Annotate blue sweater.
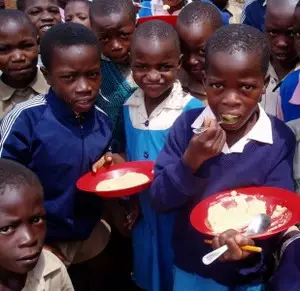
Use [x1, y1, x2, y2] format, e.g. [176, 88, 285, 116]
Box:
[0, 89, 112, 242]
[151, 108, 295, 286]
[242, 0, 266, 32]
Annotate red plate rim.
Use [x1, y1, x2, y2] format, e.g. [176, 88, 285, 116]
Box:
[190, 186, 300, 239]
[137, 15, 178, 27]
[76, 161, 155, 198]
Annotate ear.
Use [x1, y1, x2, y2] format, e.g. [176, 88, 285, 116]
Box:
[40, 66, 52, 86]
[262, 75, 270, 95]
[202, 70, 207, 89]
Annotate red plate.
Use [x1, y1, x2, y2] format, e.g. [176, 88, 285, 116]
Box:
[76, 161, 155, 198]
[190, 187, 300, 239]
[137, 15, 178, 27]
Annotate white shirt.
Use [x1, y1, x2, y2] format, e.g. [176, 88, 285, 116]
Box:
[191, 104, 273, 154]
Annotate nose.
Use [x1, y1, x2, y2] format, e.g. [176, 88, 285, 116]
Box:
[11, 49, 26, 63]
[276, 35, 288, 48]
[41, 11, 54, 22]
[221, 90, 241, 107]
[18, 226, 38, 248]
[147, 69, 161, 83]
[111, 39, 122, 51]
[187, 54, 199, 66]
[76, 77, 91, 93]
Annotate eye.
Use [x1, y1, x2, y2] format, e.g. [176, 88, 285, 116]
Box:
[61, 75, 74, 81]
[0, 46, 9, 53]
[0, 226, 15, 235]
[269, 31, 278, 37]
[22, 42, 35, 49]
[135, 64, 147, 70]
[78, 15, 88, 21]
[159, 64, 172, 71]
[88, 72, 100, 78]
[31, 216, 44, 225]
[65, 16, 72, 22]
[241, 85, 254, 91]
[49, 7, 60, 14]
[295, 30, 300, 37]
[211, 83, 223, 89]
[99, 36, 110, 42]
[120, 32, 130, 39]
[198, 48, 205, 57]
[28, 9, 40, 16]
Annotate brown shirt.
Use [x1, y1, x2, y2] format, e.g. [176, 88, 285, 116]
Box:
[0, 68, 49, 119]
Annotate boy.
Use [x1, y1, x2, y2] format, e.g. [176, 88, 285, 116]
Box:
[127, 20, 203, 291]
[151, 24, 295, 290]
[0, 158, 73, 291]
[263, 0, 298, 117]
[16, 0, 61, 38]
[0, 9, 49, 119]
[90, 0, 137, 152]
[0, 23, 112, 270]
[65, 0, 91, 29]
[176, 1, 223, 102]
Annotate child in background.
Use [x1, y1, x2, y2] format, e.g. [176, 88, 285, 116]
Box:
[151, 24, 295, 291]
[126, 20, 203, 291]
[263, 0, 298, 117]
[0, 23, 112, 288]
[0, 9, 49, 119]
[206, 0, 242, 23]
[0, 158, 73, 291]
[16, 0, 61, 39]
[65, 0, 91, 29]
[176, 1, 223, 102]
[90, 0, 137, 152]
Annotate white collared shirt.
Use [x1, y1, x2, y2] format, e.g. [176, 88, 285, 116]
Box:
[22, 249, 74, 291]
[191, 104, 273, 154]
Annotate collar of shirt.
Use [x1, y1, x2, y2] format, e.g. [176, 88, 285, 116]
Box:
[263, 0, 267, 6]
[124, 79, 187, 119]
[23, 250, 63, 291]
[191, 104, 273, 154]
[0, 67, 48, 102]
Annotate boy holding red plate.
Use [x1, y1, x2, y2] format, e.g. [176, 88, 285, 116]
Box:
[151, 24, 296, 290]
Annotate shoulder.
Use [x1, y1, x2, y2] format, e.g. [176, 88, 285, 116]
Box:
[280, 70, 300, 93]
[183, 95, 205, 111]
[172, 107, 205, 131]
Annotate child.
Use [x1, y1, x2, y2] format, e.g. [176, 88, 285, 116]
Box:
[176, 1, 223, 102]
[263, 0, 298, 117]
[16, 0, 61, 38]
[0, 22, 112, 271]
[0, 9, 49, 119]
[65, 0, 91, 29]
[151, 24, 295, 290]
[126, 20, 203, 291]
[0, 158, 73, 291]
[90, 0, 138, 152]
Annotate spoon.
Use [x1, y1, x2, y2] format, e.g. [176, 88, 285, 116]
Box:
[202, 213, 271, 266]
[193, 121, 223, 135]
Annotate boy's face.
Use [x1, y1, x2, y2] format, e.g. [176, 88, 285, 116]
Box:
[42, 45, 101, 114]
[65, 2, 91, 29]
[265, 7, 296, 64]
[131, 38, 181, 98]
[0, 21, 38, 81]
[24, 0, 61, 37]
[0, 184, 45, 274]
[177, 22, 215, 82]
[92, 11, 135, 64]
[294, 7, 300, 56]
[203, 51, 268, 132]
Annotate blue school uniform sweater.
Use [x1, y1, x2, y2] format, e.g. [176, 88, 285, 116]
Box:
[151, 108, 295, 287]
[0, 89, 112, 242]
[242, 0, 266, 32]
[279, 69, 300, 122]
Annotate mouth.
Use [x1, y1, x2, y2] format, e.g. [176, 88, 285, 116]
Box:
[17, 252, 40, 265]
[40, 24, 54, 33]
[220, 113, 241, 125]
[275, 52, 288, 60]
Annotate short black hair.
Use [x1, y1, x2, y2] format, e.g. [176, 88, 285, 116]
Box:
[205, 24, 270, 76]
[0, 159, 42, 196]
[177, 1, 223, 30]
[132, 20, 180, 54]
[66, 0, 90, 6]
[0, 9, 37, 35]
[90, 0, 136, 24]
[17, 0, 59, 11]
[40, 22, 100, 70]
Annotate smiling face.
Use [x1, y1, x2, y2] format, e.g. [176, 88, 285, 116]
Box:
[92, 11, 135, 64]
[177, 22, 216, 82]
[24, 0, 61, 37]
[131, 37, 181, 99]
[65, 1, 91, 29]
[0, 20, 38, 81]
[0, 184, 45, 275]
[294, 7, 300, 56]
[43, 44, 101, 114]
[204, 50, 268, 133]
[265, 6, 296, 64]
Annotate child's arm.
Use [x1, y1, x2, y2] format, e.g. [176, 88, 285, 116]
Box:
[151, 115, 226, 212]
[92, 152, 126, 172]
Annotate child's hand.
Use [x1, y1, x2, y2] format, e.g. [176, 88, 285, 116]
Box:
[212, 229, 255, 262]
[92, 152, 113, 173]
[183, 118, 226, 172]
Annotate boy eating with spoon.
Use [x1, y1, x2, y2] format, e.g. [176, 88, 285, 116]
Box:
[151, 24, 295, 290]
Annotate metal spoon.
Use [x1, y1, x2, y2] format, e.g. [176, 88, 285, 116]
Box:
[193, 121, 223, 135]
[202, 213, 271, 266]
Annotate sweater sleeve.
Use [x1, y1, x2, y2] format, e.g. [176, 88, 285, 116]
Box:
[0, 110, 32, 166]
[151, 111, 207, 212]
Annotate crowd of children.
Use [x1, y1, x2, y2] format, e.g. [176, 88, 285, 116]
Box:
[0, 0, 299, 290]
